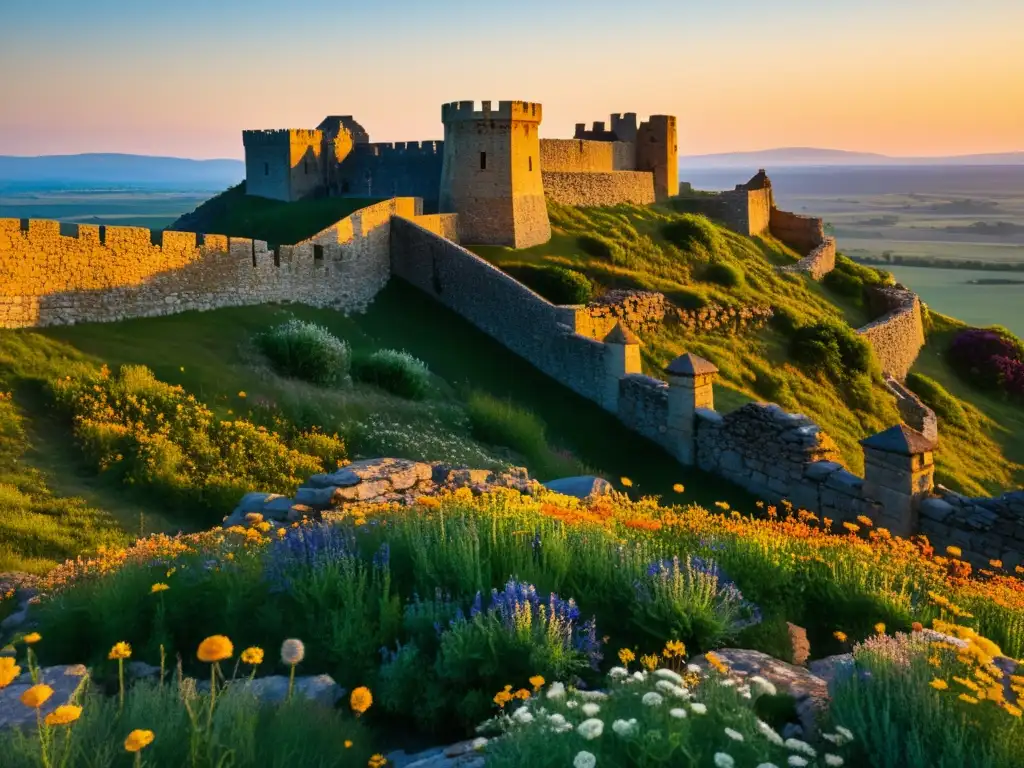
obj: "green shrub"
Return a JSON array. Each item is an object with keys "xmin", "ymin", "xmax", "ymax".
[
  {"xmin": 661, "ymin": 215, "xmax": 726, "ymax": 259},
  {"xmin": 701, "ymin": 262, "xmax": 744, "ymax": 288},
  {"xmin": 576, "ymin": 234, "xmax": 618, "ymax": 261},
  {"xmin": 825, "ymin": 254, "xmax": 893, "ymax": 302},
  {"xmin": 823, "ymin": 268, "xmax": 865, "ymax": 299},
  {"xmin": 906, "ymin": 372, "xmax": 969, "ymax": 429},
  {"xmin": 769, "ymin": 306, "xmax": 800, "ymax": 336},
  {"xmin": 670, "ymin": 288, "xmax": 709, "ymax": 311},
  {"xmin": 255, "ymin": 319, "xmax": 350, "ymax": 387},
  {"xmin": 351, "ymin": 349, "xmax": 432, "ymax": 400},
  {"xmin": 789, "ymin": 321, "xmax": 874, "ymax": 380},
  {"xmin": 505, "ymin": 264, "xmax": 593, "ymax": 305}
]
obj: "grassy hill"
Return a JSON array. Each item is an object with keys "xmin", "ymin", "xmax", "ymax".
[
  {"xmin": 166, "ymin": 182, "xmax": 381, "ymax": 243},
  {"xmin": 470, "ymin": 201, "xmax": 1023, "ymax": 495}
]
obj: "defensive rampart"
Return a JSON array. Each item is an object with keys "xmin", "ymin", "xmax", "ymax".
[
  {"xmin": 855, "ymin": 286, "xmax": 926, "ymax": 380},
  {"xmin": 539, "ymin": 139, "xmax": 635, "ymax": 172},
  {"xmin": 0, "ymin": 198, "xmax": 419, "ymax": 328},
  {"xmin": 541, "ymin": 171, "xmax": 655, "ymax": 207},
  {"xmin": 777, "ymin": 237, "xmax": 837, "ymax": 280}
]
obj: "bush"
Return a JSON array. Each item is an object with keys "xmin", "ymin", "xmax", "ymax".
[
  {"xmin": 505, "ymin": 264, "xmax": 594, "ymax": 305},
  {"xmin": 255, "ymin": 319, "xmax": 350, "ymax": 387},
  {"xmin": 576, "ymin": 234, "xmax": 619, "ymax": 261},
  {"xmin": 769, "ymin": 306, "xmax": 800, "ymax": 337},
  {"xmin": 48, "ymin": 365, "xmax": 346, "ymax": 518},
  {"xmin": 351, "ymin": 349, "xmax": 432, "ymax": 400},
  {"xmin": 669, "ymin": 288, "xmax": 709, "ymax": 311},
  {"xmin": 825, "ymin": 254, "xmax": 893, "ymax": 303},
  {"xmin": 948, "ymin": 328, "xmax": 1024, "ymax": 399},
  {"xmin": 661, "ymin": 215, "xmax": 726, "ymax": 260},
  {"xmin": 789, "ymin": 321, "xmax": 874, "ymax": 380},
  {"xmin": 701, "ymin": 262, "xmax": 744, "ymax": 288},
  {"xmin": 906, "ymin": 372, "xmax": 969, "ymax": 429}
]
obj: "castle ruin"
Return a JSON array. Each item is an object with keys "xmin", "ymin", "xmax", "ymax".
[{"xmin": 242, "ymin": 101, "xmax": 678, "ymax": 247}]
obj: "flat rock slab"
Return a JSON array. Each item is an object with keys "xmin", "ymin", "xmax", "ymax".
[
  {"xmin": 197, "ymin": 674, "xmax": 345, "ymax": 708},
  {"xmin": 387, "ymin": 738, "xmax": 489, "ymax": 768},
  {"xmin": 0, "ymin": 664, "xmax": 89, "ymax": 730},
  {"xmin": 543, "ymin": 476, "xmax": 612, "ymax": 499}
]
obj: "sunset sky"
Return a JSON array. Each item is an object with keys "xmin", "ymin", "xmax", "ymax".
[{"xmin": 1, "ymin": 0, "xmax": 1022, "ymax": 160}]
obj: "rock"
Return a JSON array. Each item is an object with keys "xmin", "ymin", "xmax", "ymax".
[
  {"xmin": 127, "ymin": 661, "xmax": 161, "ymax": 680},
  {"xmin": 293, "ymin": 486, "xmax": 341, "ymax": 510},
  {"xmin": 286, "ymin": 504, "xmax": 316, "ymax": 523},
  {"xmin": 200, "ymin": 674, "xmax": 345, "ymax": 708},
  {"xmin": 306, "ymin": 470, "xmax": 360, "ymax": 489},
  {"xmin": 781, "ymin": 723, "xmax": 804, "ymax": 740},
  {"xmin": 542, "ymin": 476, "xmax": 612, "ymax": 499},
  {"xmin": 787, "ymin": 623, "xmax": 810, "ymax": 666},
  {"xmin": 0, "ymin": 606, "xmax": 29, "ymax": 632},
  {"xmin": 808, "ymin": 653, "xmax": 855, "ymax": 695},
  {"xmin": 0, "ymin": 664, "xmax": 89, "ymax": 730}
]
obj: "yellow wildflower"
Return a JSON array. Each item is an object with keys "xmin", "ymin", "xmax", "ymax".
[
  {"xmin": 513, "ymin": 688, "xmax": 531, "ymax": 700},
  {"xmin": 673, "ymin": 484, "xmax": 685, "ymax": 493},
  {"xmin": 641, "ymin": 654, "xmax": 659, "ymax": 671},
  {"xmin": 368, "ymin": 755, "xmax": 387, "ymax": 768},
  {"xmin": 0, "ymin": 658, "xmax": 21, "ymax": 689},
  {"xmin": 833, "ymin": 631, "xmax": 848, "ymax": 643},
  {"xmin": 959, "ymin": 694, "xmax": 979, "ymax": 704},
  {"xmin": 350, "ymin": 686, "xmax": 373, "ymax": 715},
  {"xmin": 108, "ymin": 642, "xmax": 132, "ymax": 660},
  {"xmin": 856, "ymin": 515, "xmax": 874, "ymax": 527},
  {"xmin": 197, "ymin": 635, "xmax": 233, "ymax": 663},
  {"xmin": 1004, "ymin": 704, "xmax": 1022, "ymax": 717},
  {"xmin": 874, "ymin": 623, "xmax": 886, "ymax": 635},
  {"xmin": 663, "ymin": 640, "xmax": 686, "ymax": 658},
  {"xmin": 151, "ymin": 583, "xmax": 170, "ymax": 593},
  {"xmin": 620, "ymin": 477, "xmax": 633, "ymax": 487},
  {"xmin": 21, "ymin": 684, "xmax": 54, "ymax": 709},
  {"xmin": 529, "ymin": 675, "xmax": 545, "ymax": 691},
  {"xmin": 929, "ymin": 679, "xmax": 948, "ymax": 690},
  {"xmin": 618, "ymin": 648, "xmax": 635, "ymax": 665},
  {"xmin": 45, "ymin": 705, "xmax": 83, "ymax": 726},
  {"xmin": 124, "ymin": 729, "xmax": 154, "ymax": 752},
  {"xmin": 241, "ymin": 647, "xmax": 264, "ymax": 666},
  {"xmin": 237, "ymin": 391, "xmax": 247, "ymax": 398},
  {"xmin": 493, "ymin": 688, "xmax": 513, "ymax": 708},
  {"xmin": 842, "ymin": 522, "xmax": 860, "ymax": 533},
  {"xmin": 946, "ymin": 546, "xmax": 962, "ymax": 558},
  {"xmin": 345, "ymin": 740, "xmax": 353, "ymax": 748},
  {"xmin": 23, "ymin": 633, "xmax": 41, "ymax": 645},
  {"xmin": 989, "ymin": 559, "xmax": 1003, "ymax": 569},
  {"xmin": 705, "ymin": 652, "xmax": 729, "ymax": 675}
]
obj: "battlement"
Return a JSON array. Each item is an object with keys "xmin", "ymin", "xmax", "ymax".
[
  {"xmin": 243, "ymin": 129, "xmax": 322, "ymax": 146},
  {"xmin": 441, "ymin": 100, "xmax": 542, "ymax": 123},
  {"xmin": 356, "ymin": 140, "xmax": 444, "ymax": 157}
]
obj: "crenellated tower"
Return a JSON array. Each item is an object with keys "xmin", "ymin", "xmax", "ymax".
[
  {"xmin": 636, "ymin": 115, "xmax": 678, "ymax": 202},
  {"xmin": 438, "ymin": 100, "xmax": 551, "ymax": 248}
]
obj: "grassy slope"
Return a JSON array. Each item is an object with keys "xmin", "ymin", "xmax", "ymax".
[
  {"xmin": 166, "ymin": 183, "xmax": 381, "ymax": 244},
  {"xmin": 471, "ymin": 201, "xmax": 1019, "ymax": 494}
]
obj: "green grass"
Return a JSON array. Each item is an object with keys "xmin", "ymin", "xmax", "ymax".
[
  {"xmin": 469, "ymin": 200, "xmax": 1020, "ymax": 489},
  {"xmin": 167, "ymin": 183, "xmax": 382, "ymax": 244}
]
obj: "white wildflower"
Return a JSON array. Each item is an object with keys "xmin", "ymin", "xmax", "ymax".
[
  {"xmin": 632, "ymin": 671, "xmax": 646, "ymax": 682},
  {"xmin": 574, "ymin": 751, "xmax": 597, "ymax": 768},
  {"xmin": 787, "ymin": 758, "xmax": 808, "ymax": 768},
  {"xmin": 609, "ymin": 667, "xmax": 628, "ymax": 680},
  {"xmin": 785, "ymin": 739, "xmax": 817, "ymax": 758},
  {"xmin": 656, "ymin": 680, "xmax": 685, "ymax": 696},
  {"xmin": 739, "ymin": 687, "xmax": 752, "ymax": 699},
  {"xmin": 749, "ymin": 675, "xmax": 778, "ymax": 696},
  {"xmin": 546, "ymin": 682, "xmax": 566, "ymax": 700},
  {"xmin": 724, "ymin": 727, "xmax": 744, "ymax": 742},
  {"xmin": 653, "ymin": 668, "xmax": 684, "ymax": 685},
  {"xmin": 756, "ymin": 764, "xmax": 780, "ymax": 768},
  {"xmin": 577, "ymin": 718, "xmax": 604, "ymax": 740},
  {"xmin": 641, "ymin": 692, "xmax": 664, "ymax": 707},
  {"xmin": 548, "ymin": 713, "xmax": 567, "ymax": 726},
  {"xmin": 756, "ymin": 719, "xmax": 784, "ymax": 746},
  {"xmin": 612, "ymin": 718, "xmax": 638, "ymax": 737},
  {"xmin": 719, "ymin": 678, "xmax": 736, "ymax": 687},
  {"xmin": 824, "ymin": 756, "xmax": 844, "ymax": 767},
  {"xmin": 714, "ymin": 754, "xmax": 736, "ymax": 768},
  {"xmin": 822, "ymin": 734, "xmax": 839, "ymax": 744},
  {"xmin": 471, "ymin": 737, "xmax": 488, "ymax": 750},
  {"xmin": 669, "ymin": 707, "xmax": 688, "ymax": 719},
  {"xmin": 512, "ymin": 707, "xmax": 534, "ymax": 724},
  {"xmin": 566, "ymin": 700, "xmax": 578, "ymax": 709},
  {"xmin": 582, "ymin": 703, "xmax": 601, "ymax": 717},
  {"xmin": 689, "ymin": 702, "xmax": 707, "ymax": 715},
  {"xmin": 834, "ymin": 725, "xmax": 854, "ymax": 743},
  {"xmin": 687, "ymin": 663, "xmax": 702, "ymax": 674},
  {"xmin": 580, "ymin": 690, "xmax": 609, "ymax": 701}
]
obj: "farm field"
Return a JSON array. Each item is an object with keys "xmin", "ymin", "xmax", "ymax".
[
  {"xmin": 0, "ymin": 187, "xmax": 212, "ymax": 230},
  {"xmin": 889, "ymin": 266, "xmax": 1024, "ymax": 337}
]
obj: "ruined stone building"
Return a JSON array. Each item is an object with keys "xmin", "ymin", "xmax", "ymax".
[{"xmin": 242, "ymin": 101, "xmax": 678, "ymax": 248}]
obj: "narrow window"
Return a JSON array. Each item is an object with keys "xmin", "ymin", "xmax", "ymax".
[
  {"xmin": 313, "ymin": 244, "xmax": 324, "ymax": 263},
  {"xmin": 528, "ymin": 156, "xmax": 533, "ymax": 172},
  {"xmin": 304, "ymin": 160, "xmax": 309, "ymax": 174},
  {"xmin": 264, "ymin": 162, "xmax": 269, "ymax": 176},
  {"xmin": 480, "ymin": 151, "xmax": 487, "ymax": 170}
]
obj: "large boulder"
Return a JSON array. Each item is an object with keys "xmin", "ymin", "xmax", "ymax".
[
  {"xmin": 543, "ymin": 476, "xmax": 612, "ymax": 499},
  {"xmin": 0, "ymin": 664, "xmax": 89, "ymax": 730}
]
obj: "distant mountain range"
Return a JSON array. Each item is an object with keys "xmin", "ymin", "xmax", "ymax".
[
  {"xmin": 0, "ymin": 153, "xmax": 245, "ymax": 188},
  {"xmin": 680, "ymin": 147, "xmax": 1024, "ymax": 169}
]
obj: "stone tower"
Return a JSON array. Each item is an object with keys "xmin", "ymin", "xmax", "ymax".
[
  {"xmin": 636, "ymin": 115, "xmax": 678, "ymax": 202},
  {"xmin": 438, "ymin": 100, "xmax": 551, "ymax": 248}
]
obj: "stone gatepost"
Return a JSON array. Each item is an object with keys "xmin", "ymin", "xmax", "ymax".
[
  {"xmin": 860, "ymin": 424, "xmax": 937, "ymax": 537},
  {"xmin": 602, "ymin": 322, "xmax": 641, "ymax": 413},
  {"xmin": 665, "ymin": 352, "xmax": 718, "ymax": 465}
]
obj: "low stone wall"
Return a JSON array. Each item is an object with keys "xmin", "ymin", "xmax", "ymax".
[
  {"xmin": 539, "ymin": 139, "xmax": 635, "ymax": 172},
  {"xmin": 575, "ymin": 290, "xmax": 666, "ymax": 338},
  {"xmin": 778, "ymin": 237, "xmax": 836, "ymax": 280},
  {"xmin": 769, "ymin": 208, "xmax": 826, "ymax": 254},
  {"xmin": 855, "ymin": 286, "xmax": 925, "ymax": 380},
  {"xmin": 921, "ymin": 488, "xmax": 1024, "ymax": 569},
  {"xmin": 541, "ymin": 171, "xmax": 655, "ymax": 207},
  {"xmin": 617, "ymin": 374, "xmax": 671, "ymax": 451},
  {"xmin": 0, "ymin": 198, "xmax": 419, "ymax": 328},
  {"xmin": 671, "ymin": 303, "xmax": 774, "ymax": 334},
  {"xmin": 390, "ymin": 216, "xmax": 620, "ymax": 409}
]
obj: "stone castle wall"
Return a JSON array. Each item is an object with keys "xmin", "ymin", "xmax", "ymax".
[
  {"xmin": 0, "ymin": 198, "xmax": 419, "ymax": 328},
  {"xmin": 333, "ymin": 142, "xmax": 444, "ymax": 208},
  {"xmin": 769, "ymin": 208, "xmax": 826, "ymax": 254},
  {"xmin": 778, "ymin": 237, "xmax": 837, "ymax": 280},
  {"xmin": 617, "ymin": 374, "xmax": 672, "ymax": 450},
  {"xmin": 539, "ymin": 139, "xmax": 636, "ymax": 172},
  {"xmin": 390, "ymin": 215, "xmax": 613, "ymax": 407},
  {"xmin": 541, "ymin": 171, "xmax": 655, "ymax": 208},
  {"xmin": 575, "ymin": 290, "xmax": 666, "ymax": 339},
  {"xmin": 855, "ymin": 286, "xmax": 925, "ymax": 379},
  {"xmin": 921, "ymin": 489, "xmax": 1024, "ymax": 569}
]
